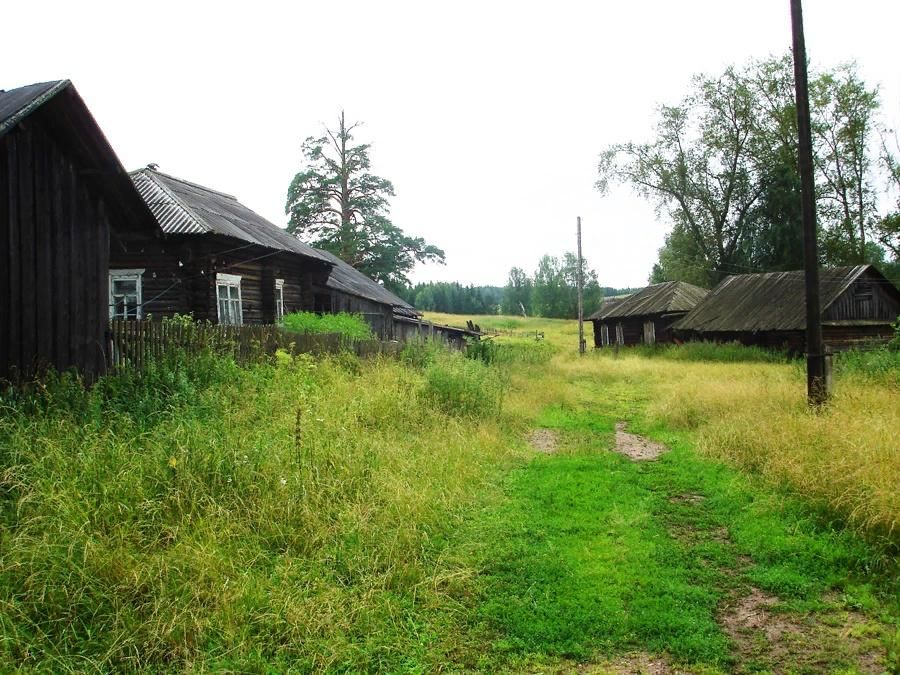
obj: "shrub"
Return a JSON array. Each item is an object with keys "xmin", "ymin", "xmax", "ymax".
[{"xmin": 281, "ymin": 311, "xmax": 374, "ymax": 340}]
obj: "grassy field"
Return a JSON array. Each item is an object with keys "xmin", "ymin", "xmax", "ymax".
[{"xmin": 1, "ymin": 314, "xmax": 897, "ymax": 672}]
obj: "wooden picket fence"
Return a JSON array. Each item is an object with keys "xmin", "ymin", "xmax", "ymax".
[{"xmin": 107, "ymin": 319, "xmax": 400, "ymax": 372}]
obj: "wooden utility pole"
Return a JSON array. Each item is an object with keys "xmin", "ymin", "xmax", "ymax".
[
  {"xmin": 577, "ymin": 216, "xmax": 585, "ymax": 354},
  {"xmin": 791, "ymin": 0, "xmax": 828, "ymax": 405}
]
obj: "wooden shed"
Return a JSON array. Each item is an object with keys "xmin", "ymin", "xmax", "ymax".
[
  {"xmin": 1, "ymin": 80, "xmax": 159, "ymax": 382},
  {"xmin": 673, "ymin": 265, "xmax": 900, "ymax": 351},
  {"xmin": 587, "ymin": 294, "xmax": 630, "ymax": 348},
  {"xmin": 121, "ymin": 167, "xmax": 333, "ymax": 324},
  {"xmin": 590, "ymin": 282, "xmax": 709, "ymax": 347},
  {"xmin": 311, "ymin": 248, "xmax": 421, "ymax": 340}
]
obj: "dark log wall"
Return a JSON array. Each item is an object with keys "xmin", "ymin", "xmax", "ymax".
[
  {"xmin": 314, "ymin": 287, "xmax": 395, "ymax": 339},
  {"xmin": 139, "ymin": 238, "xmax": 330, "ymax": 325},
  {"xmin": 824, "ymin": 272, "xmax": 900, "ymax": 322},
  {"xmin": 109, "ymin": 229, "xmax": 189, "ymax": 318},
  {"xmin": 1, "ymin": 120, "xmax": 110, "ymax": 381}
]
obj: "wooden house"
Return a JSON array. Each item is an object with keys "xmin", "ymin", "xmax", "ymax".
[
  {"xmin": 312, "ymin": 248, "xmax": 419, "ymax": 340},
  {"xmin": 587, "ymin": 294, "xmax": 630, "ymax": 348},
  {"xmin": 673, "ymin": 265, "xmax": 900, "ymax": 351},
  {"xmin": 1, "ymin": 80, "xmax": 160, "ymax": 382},
  {"xmin": 590, "ymin": 282, "xmax": 709, "ymax": 347},
  {"xmin": 121, "ymin": 167, "xmax": 332, "ymax": 324}
]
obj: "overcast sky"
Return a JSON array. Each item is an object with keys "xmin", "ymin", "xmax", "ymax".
[{"xmin": 4, "ymin": 0, "xmax": 898, "ymax": 288}]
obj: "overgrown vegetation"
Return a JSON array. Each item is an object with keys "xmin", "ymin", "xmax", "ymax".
[
  {"xmin": 2, "ymin": 313, "xmax": 897, "ymax": 671},
  {"xmin": 281, "ymin": 310, "xmax": 374, "ymax": 340}
]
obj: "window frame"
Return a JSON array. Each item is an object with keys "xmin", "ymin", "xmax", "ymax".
[
  {"xmin": 216, "ymin": 272, "xmax": 243, "ymax": 326},
  {"xmin": 275, "ymin": 278, "xmax": 285, "ymax": 322},
  {"xmin": 109, "ymin": 268, "xmax": 144, "ymax": 320}
]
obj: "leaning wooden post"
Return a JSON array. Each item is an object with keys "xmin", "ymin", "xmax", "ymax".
[{"xmin": 790, "ymin": 0, "xmax": 829, "ymax": 405}]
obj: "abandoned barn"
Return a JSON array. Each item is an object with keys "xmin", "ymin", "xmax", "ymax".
[
  {"xmin": 124, "ymin": 167, "xmax": 333, "ymax": 324},
  {"xmin": 590, "ymin": 281, "xmax": 709, "ymax": 346},
  {"xmin": 673, "ymin": 265, "xmax": 900, "ymax": 350},
  {"xmin": 1, "ymin": 80, "xmax": 159, "ymax": 381}
]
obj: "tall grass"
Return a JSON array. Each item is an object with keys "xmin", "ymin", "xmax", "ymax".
[
  {"xmin": 281, "ymin": 311, "xmax": 374, "ymax": 340},
  {"xmin": 0, "ymin": 347, "xmax": 524, "ymax": 671}
]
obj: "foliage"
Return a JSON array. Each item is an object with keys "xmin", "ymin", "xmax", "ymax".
[
  {"xmin": 281, "ymin": 311, "xmax": 374, "ymax": 340},
  {"xmin": 517, "ymin": 253, "xmax": 605, "ymax": 319},
  {"xmin": 501, "ymin": 267, "xmax": 533, "ymax": 316},
  {"xmin": 398, "ymin": 281, "xmax": 500, "ymax": 314},
  {"xmin": 285, "ymin": 112, "xmax": 445, "ymax": 286},
  {"xmin": 599, "ymin": 54, "xmax": 894, "ymax": 285},
  {"xmin": 628, "ymin": 341, "xmax": 789, "ymax": 364}
]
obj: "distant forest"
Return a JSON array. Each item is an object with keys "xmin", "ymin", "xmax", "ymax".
[{"xmin": 395, "ymin": 253, "xmax": 638, "ymax": 318}]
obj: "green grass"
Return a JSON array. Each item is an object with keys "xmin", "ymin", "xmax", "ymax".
[
  {"xmin": 1, "ymin": 315, "xmax": 897, "ymax": 672},
  {"xmin": 459, "ymin": 399, "xmax": 895, "ymax": 672},
  {"xmin": 281, "ymin": 311, "xmax": 374, "ymax": 340}
]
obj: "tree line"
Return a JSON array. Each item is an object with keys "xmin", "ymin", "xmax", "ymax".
[
  {"xmin": 501, "ymin": 254, "xmax": 637, "ymax": 319},
  {"xmin": 597, "ymin": 54, "xmax": 900, "ymax": 285}
]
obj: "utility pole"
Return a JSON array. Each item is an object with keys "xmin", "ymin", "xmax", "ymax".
[
  {"xmin": 791, "ymin": 0, "xmax": 828, "ymax": 405},
  {"xmin": 577, "ymin": 216, "xmax": 585, "ymax": 354}
]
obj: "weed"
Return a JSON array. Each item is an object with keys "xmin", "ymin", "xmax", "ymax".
[{"xmin": 281, "ymin": 311, "xmax": 374, "ymax": 340}]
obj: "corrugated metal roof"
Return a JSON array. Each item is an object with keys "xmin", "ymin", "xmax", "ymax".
[
  {"xmin": 673, "ymin": 265, "xmax": 878, "ymax": 332},
  {"xmin": 598, "ymin": 281, "xmax": 708, "ymax": 320},
  {"xmin": 131, "ymin": 168, "xmax": 328, "ymax": 262},
  {"xmin": 315, "ymin": 248, "xmax": 419, "ymax": 316},
  {"xmin": 0, "ymin": 80, "xmax": 69, "ymax": 137}
]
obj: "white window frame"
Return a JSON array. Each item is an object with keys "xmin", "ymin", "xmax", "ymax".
[
  {"xmin": 275, "ymin": 278, "xmax": 285, "ymax": 322},
  {"xmin": 109, "ymin": 268, "xmax": 144, "ymax": 319},
  {"xmin": 601, "ymin": 323, "xmax": 609, "ymax": 346},
  {"xmin": 615, "ymin": 322, "xmax": 624, "ymax": 346},
  {"xmin": 216, "ymin": 272, "xmax": 243, "ymax": 326}
]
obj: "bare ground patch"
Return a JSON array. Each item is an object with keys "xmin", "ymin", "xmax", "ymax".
[
  {"xmin": 528, "ymin": 428, "xmax": 560, "ymax": 453},
  {"xmin": 718, "ymin": 587, "xmax": 887, "ymax": 673},
  {"xmin": 554, "ymin": 652, "xmax": 684, "ymax": 674},
  {"xmin": 613, "ymin": 422, "xmax": 668, "ymax": 461}
]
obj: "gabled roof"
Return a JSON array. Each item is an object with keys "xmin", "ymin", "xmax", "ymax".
[
  {"xmin": 587, "ymin": 294, "xmax": 631, "ymax": 321},
  {"xmin": 598, "ymin": 281, "xmax": 708, "ymax": 320},
  {"xmin": 673, "ymin": 265, "xmax": 896, "ymax": 332},
  {"xmin": 0, "ymin": 80, "xmax": 157, "ymax": 230},
  {"xmin": 0, "ymin": 80, "xmax": 69, "ymax": 136},
  {"xmin": 315, "ymin": 248, "xmax": 419, "ymax": 317},
  {"xmin": 131, "ymin": 168, "xmax": 329, "ymax": 263}
]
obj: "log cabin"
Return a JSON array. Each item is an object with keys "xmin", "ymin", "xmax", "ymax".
[
  {"xmin": 673, "ymin": 265, "xmax": 900, "ymax": 351},
  {"xmin": 120, "ymin": 167, "xmax": 333, "ymax": 324},
  {"xmin": 311, "ymin": 248, "xmax": 419, "ymax": 340},
  {"xmin": 590, "ymin": 282, "xmax": 709, "ymax": 347},
  {"xmin": 1, "ymin": 80, "xmax": 160, "ymax": 381}
]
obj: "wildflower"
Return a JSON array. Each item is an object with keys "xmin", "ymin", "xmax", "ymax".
[
  {"xmin": 168, "ymin": 456, "xmax": 177, "ymax": 469},
  {"xmin": 280, "ymin": 477, "xmax": 287, "ymax": 486}
]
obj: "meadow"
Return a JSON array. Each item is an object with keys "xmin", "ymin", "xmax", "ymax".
[{"xmin": 0, "ymin": 314, "xmax": 897, "ymax": 672}]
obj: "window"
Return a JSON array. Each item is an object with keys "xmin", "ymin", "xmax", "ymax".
[
  {"xmin": 216, "ymin": 273, "xmax": 243, "ymax": 325},
  {"xmin": 615, "ymin": 322, "xmax": 624, "ymax": 346},
  {"xmin": 109, "ymin": 269, "xmax": 144, "ymax": 319},
  {"xmin": 275, "ymin": 278, "xmax": 285, "ymax": 322},
  {"xmin": 601, "ymin": 324, "xmax": 609, "ymax": 346}
]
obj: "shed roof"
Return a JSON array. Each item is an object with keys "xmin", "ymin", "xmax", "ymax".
[
  {"xmin": 315, "ymin": 248, "xmax": 419, "ymax": 317},
  {"xmin": 1, "ymin": 80, "xmax": 158, "ymax": 230},
  {"xmin": 597, "ymin": 281, "xmax": 708, "ymax": 320},
  {"xmin": 587, "ymin": 293, "xmax": 631, "ymax": 321},
  {"xmin": 131, "ymin": 168, "xmax": 329, "ymax": 263},
  {"xmin": 673, "ymin": 265, "xmax": 894, "ymax": 332}
]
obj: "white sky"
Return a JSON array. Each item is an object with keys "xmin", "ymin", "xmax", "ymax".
[{"xmin": 3, "ymin": 0, "xmax": 898, "ymax": 288}]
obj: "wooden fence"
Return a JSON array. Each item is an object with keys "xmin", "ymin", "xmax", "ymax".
[{"xmin": 107, "ymin": 319, "xmax": 400, "ymax": 372}]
